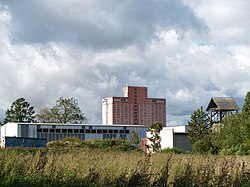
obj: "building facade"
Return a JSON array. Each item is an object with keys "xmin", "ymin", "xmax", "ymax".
[
  {"xmin": 145, "ymin": 125, "xmax": 191, "ymax": 152},
  {"xmin": 0, "ymin": 123, "xmax": 148, "ymax": 147},
  {"xmin": 102, "ymin": 86, "xmax": 166, "ymax": 126}
]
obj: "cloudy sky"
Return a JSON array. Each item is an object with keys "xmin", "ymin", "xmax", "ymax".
[{"xmin": 0, "ymin": 0, "xmax": 250, "ymax": 125}]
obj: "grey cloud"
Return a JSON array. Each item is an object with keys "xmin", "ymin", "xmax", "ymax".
[{"xmin": 4, "ymin": 0, "xmax": 207, "ymax": 49}]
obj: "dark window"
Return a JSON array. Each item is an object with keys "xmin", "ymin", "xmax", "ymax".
[
  {"xmin": 91, "ymin": 129, "xmax": 96, "ymax": 133},
  {"xmin": 68, "ymin": 129, "xmax": 73, "ymax": 133},
  {"xmin": 43, "ymin": 129, "xmax": 48, "ymax": 133},
  {"xmin": 37, "ymin": 128, "xmax": 42, "ymax": 132},
  {"xmin": 74, "ymin": 129, "xmax": 79, "ymax": 133},
  {"xmin": 86, "ymin": 129, "xmax": 90, "ymax": 133},
  {"xmin": 80, "ymin": 129, "xmax": 85, "ymax": 133},
  {"xmin": 56, "ymin": 129, "xmax": 61, "ymax": 133},
  {"xmin": 119, "ymin": 130, "xmax": 124, "ymax": 133},
  {"xmin": 114, "ymin": 130, "xmax": 118, "ymax": 133},
  {"xmin": 52, "ymin": 125, "xmax": 56, "ymax": 129},
  {"xmin": 62, "ymin": 129, "xmax": 67, "ymax": 133},
  {"xmin": 97, "ymin": 129, "xmax": 102, "ymax": 133},
  {"xmin": 103, "ymin": 129, "xmax": 107, "ymax": 133},
  {"xmin": 125, "ymin": 130, "xmax": 129, "ymax": 134},
  {"xmin": 49, "ymin": 129, "xmax": 55, "ymax": 133},
  {"xmin": 108, "ymin": 130, "xmax": 113, "ymax": 133}
]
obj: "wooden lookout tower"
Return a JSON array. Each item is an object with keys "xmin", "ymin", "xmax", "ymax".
[{"xmin": 206, "ymin": 97, "xmax": 240, "ymax": 124}]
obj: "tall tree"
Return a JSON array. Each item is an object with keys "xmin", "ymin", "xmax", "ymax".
[
  {"xmin": 188, "ymin": 106, "xmax": 211, "ymax": 144},
  {"xmin": 4, "ymin": 98, "xmax": 36, "ymax": 123},
  {"xmin": 241, "ymin": 91, "xmax": 250, "ymax": 140},
  {"xmin": 242, "ymin": 91, "xmax": 250, "ymax": 117},
  {"xmin": 36, "ymin": 97, "xmax": 87, "ymax": 124}
]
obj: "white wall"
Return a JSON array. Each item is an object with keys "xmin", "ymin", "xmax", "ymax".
[
  {"xmin": 160, "ymin": 128, "xmax": 174, "ymax": 149},
  {"xmin": 102, "ymin": 97, "xmax": 113, "ymax": 125},
  {"xmin": 1, "ymin": 123, "xmax": 18, "ymax": 147},
  {"xmin": 146, "ymin": 125, "xmax": 188, "ymax": 151},
  {"xmin": 4, "ymin": 123, "xmax": 18, "ymax": 137}
]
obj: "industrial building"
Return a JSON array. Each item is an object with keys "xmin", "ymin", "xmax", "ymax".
[
  {"xmin": 102, "ymin": 85, "xmax": 166, "ymax": 126},
  {"xmin": 0, "ymin": 123, "xmax": 148, "ymax": 147}
]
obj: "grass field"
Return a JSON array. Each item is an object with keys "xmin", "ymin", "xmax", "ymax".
[{"xmin": 0, "ymin": 147, "xmax": 249, "ymax": 187}]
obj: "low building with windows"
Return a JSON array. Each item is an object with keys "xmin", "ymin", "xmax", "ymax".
[{"xmin": 0, "ymin": 123, "xmax": 148, "ymax": 147}]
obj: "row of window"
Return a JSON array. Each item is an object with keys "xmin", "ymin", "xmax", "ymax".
[
  {"xmin": 37, "ymin": 128, "xmax": 130, "ymax": 134},
  {"xmin": 37, "ymin": 132, "xmax": 85, "ymax": 141},
  {"xmin": 103, "ymin": 134, "xmax": 127, "ymax": 139},
  {"xmin": 37, "ymin": 132, "xmax": 127, "ymax": 141}
]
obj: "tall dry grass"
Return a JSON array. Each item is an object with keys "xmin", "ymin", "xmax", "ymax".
[{"xmin": 0, "ymin": 148, "xmax": 249, "ymax": 186}]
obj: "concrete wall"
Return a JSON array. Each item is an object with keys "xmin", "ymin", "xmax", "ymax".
[
  {"xmin": 160, "ymin": 128, "xmax": 174, "ymax": 149},
  {"xmin": 102, "ymin": 97, "xmax": 113, "ymax": 125},
  {"xmin": 1, "ymin": 123, "xmax": 18, "ymax": 147},
  {"xmin": 146, "ymin": 125, "xmax": 191, "ymax": 152}
]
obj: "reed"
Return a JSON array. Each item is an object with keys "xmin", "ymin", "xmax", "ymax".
[{"xmin": 0, "ymin": 148, "xmax": 249, "ymax": 186}]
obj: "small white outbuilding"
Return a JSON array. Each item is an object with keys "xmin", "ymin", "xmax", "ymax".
[{"xmin": 146, "ymin": 125, "xmax": 191, "ymax": 152}]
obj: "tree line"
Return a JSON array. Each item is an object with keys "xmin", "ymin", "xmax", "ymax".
[
  {"xmin": 188, "ymin": 92, "xmax": 250, "ymax": 155},
  {"xmin": 2, "ymin": 97, "xmax": 87, "ymax": 125}
]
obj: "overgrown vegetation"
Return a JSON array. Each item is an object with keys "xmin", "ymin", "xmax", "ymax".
[
  {"xmin": 0, "ymin": 148, "xmax": 249, "ymax": 186},
  {"xmin": 147, "ymin": 122, "xmax": 163, "ymax": 153},
  {"xmin": 47, "ymin": 137, "xmax": 139, "ymax": 152},
  {"xmin": 188, "ymin": 92, "xmax": 250, "ymax": 155},
  {"xmin": 161, "ymin": 147, "xmax": 185, "ymax": 154}
]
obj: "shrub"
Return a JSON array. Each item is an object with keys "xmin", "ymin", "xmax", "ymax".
[
  {"xmin": 192, "ymin": 139, "xmax": 211, "ymax": 153},
  {"xmin": 220, "ymin": 144, "xmax": 250, "ymax": 155},
  {"xmin": 161, "ymin": 147, "xmax": 185, "ymax": 154},
  {"xmin": 46, "ymin": 138, "xmax": 138, "ymax": 152}
]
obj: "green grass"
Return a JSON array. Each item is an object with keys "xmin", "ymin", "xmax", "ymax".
[{"xmin": 0, "ymin": 147, "xmax": 249, "ymax": 186}]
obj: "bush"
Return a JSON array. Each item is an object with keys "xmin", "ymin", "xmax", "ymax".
[
  {"xmin": 46, "ymin": 138, "xmax": 138, "ymax": 152},
  {"xmin": 220, "ymin": 144, "xmax": 250, "ymax": 155},
  {"xmin": 161, "ymin": 147, "xmax": 185, "ymax": 154},
  {"xmin": 192, "ymin": 139, "xmax": 211, "ymax": 153}
]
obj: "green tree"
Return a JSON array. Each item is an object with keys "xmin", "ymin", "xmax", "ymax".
[
  {"xmin": 147, "ymin": 122, "xmax": 163, "ymax": 153},
  {"xmin": 242, "ymin": 92, "xmax": 250, "ymax": 141},
  {"xmin": 4, "ymin": 98, "xmax": 36, "ymax": 123},
  {"xmin": 36, "ymin": 97, "xmax": 87, "ymax": 124},
  {"xmin": 242, "ymin": 91, "xmax": 250, "ymax": 117},
  {"xmin": 188, "ymin": 106, "xmax": 211, "ymax": 144},
  {"xmin": 211, "ymin": 114, "xmax": 246, "ymax": 150}
]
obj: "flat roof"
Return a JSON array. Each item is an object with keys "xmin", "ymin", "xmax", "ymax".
[{"xmin": 4, "ymin": 122, "xmax": 148, "ymax": 128}]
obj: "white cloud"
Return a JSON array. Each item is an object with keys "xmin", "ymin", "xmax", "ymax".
[{"xmin": 0, "ymin": 0, "xmax": 249, "ymax": 125}]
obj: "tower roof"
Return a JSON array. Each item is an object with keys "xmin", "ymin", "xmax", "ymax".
[{"xmin": 206, "ymin": 97, "xmax": 240, "ymax": 111}]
